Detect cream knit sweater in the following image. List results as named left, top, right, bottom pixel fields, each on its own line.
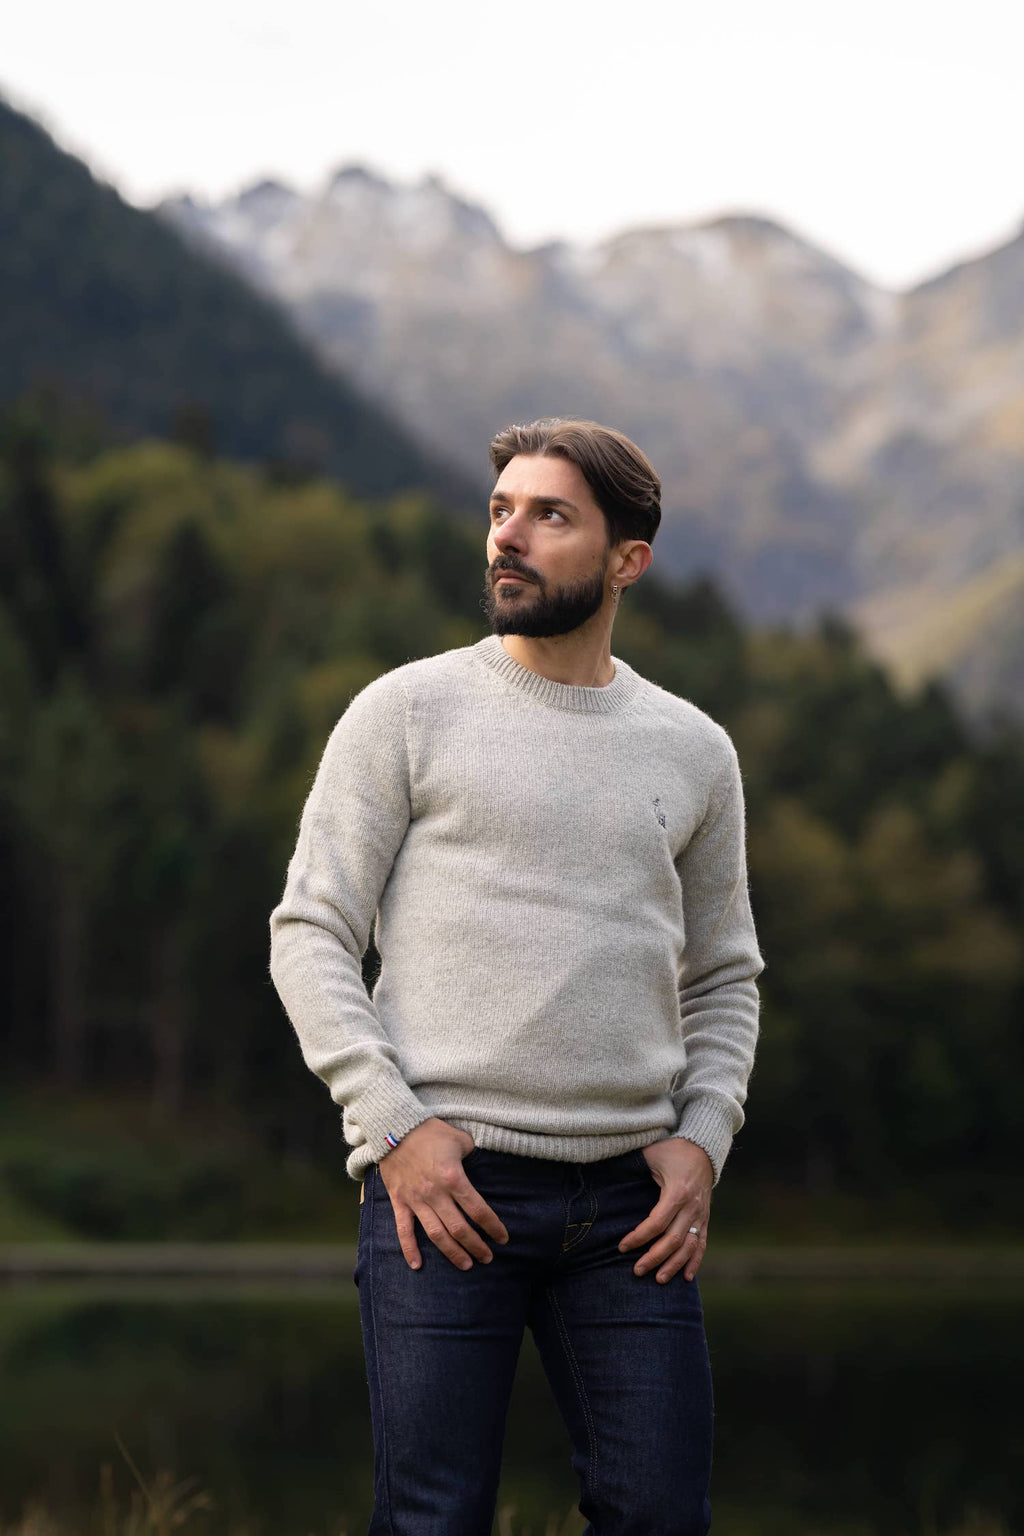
left=269, top=635, right=764, bottom=1183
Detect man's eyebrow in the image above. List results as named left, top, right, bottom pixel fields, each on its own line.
left=489, top=492, right=580, bottom=512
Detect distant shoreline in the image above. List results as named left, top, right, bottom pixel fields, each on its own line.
left=3, top=1243, right=1022, bottom=1285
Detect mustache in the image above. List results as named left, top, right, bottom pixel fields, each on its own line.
left=488, top=555, right=545, bottom=587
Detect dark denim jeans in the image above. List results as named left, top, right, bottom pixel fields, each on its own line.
left=355, top=1145, right=714, bottom=1535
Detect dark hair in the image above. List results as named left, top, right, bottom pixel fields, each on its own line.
left=488, top=417, right=661, bottom=546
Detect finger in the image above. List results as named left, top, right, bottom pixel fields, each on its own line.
left=618, top=1191, right=681, bottom=1252
left=434, top=1194, right=496, bottom=1264
left=682, top=1230, right=708, bottom=1283
left=434, top=1163, right=509, bottom=1247
left=416, top=1203, right=477, bottom=1270
left=454, top=1181, right=510, bottom=1247
left=654, top=1224, right=708, bottom=1285
left=393, top=1205, right=423, bottom=1271
left=631, top=1210, right=695, bottom=1275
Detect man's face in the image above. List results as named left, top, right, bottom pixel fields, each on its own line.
left=484, top=454, right=612, bottom=638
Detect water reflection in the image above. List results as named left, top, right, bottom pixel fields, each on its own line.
left=0, top=1280, right=1019, bottom=1534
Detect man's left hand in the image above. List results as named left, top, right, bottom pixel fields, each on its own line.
left=618, top=1137, right=714, bottom=1283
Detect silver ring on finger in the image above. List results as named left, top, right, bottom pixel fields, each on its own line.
left=688, top=1226, right=701, bottom=1236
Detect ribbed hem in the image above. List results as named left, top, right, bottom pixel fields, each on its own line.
left=344, top=1117, right=668, bottom=1181
left=473, top=635, right=643, bottom=715
left=674, top=1096, right=739, bottom=1185
left=343, top=1074, right=435, bottom=1164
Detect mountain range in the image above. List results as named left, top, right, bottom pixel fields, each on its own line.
left=160, top=167, right=1024, bottom=726
left=1, top=88, right=1019, bottom=726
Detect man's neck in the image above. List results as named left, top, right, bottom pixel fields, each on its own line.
left=498, top=626, right=617, bottom=688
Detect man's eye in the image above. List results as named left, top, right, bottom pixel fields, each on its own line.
left=540, top=508, right=565, bottom=522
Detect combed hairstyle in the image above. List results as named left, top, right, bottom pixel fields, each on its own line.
left=488, top=417, right=661, bottom=547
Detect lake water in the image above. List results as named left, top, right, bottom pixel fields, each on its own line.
left=0, top=1277, right=1019, bottom=1535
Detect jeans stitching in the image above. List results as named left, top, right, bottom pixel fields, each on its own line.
left=561, top=1172, right=599, bottom=1253
left=366, top=1164, right=396, bottom=1535
left=561, top=1219, right=593, bottom=1251
left=566, top=1182, right=598, bottom=1251
left=546, top=1285, right=599, bottom=1506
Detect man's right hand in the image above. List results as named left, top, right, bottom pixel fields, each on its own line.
left=377, top=1117, right=510, bottom=1271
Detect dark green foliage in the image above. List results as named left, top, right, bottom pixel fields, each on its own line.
left=0, top=97, right=475, bottom=506
left=1, top=411, right=1021, bottom=1238
left=2, top=1133, right=332, bottom=1241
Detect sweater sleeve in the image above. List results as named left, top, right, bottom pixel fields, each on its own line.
left=672, top=737, right=765, bottom=1184
left=268, top=672, right=433, bottom=1161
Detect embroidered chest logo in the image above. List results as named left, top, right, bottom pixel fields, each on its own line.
left=653, top=796, right=667, bottom=829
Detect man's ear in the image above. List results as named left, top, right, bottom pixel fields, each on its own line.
left=612, top=540, right=654, bottom=589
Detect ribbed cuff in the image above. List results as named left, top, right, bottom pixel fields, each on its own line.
left=344, top=1072, right=434, bottom=1163
left=674, top=1096, right=739, bottom=1185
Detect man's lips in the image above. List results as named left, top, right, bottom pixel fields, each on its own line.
left=493, top=571, right=534, bottom=585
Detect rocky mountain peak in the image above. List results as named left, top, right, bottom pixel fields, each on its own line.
left=237, top=176, right=297, bottom=205
left=326, top=162, right=391, bottom=192
left=319, top=163, right=503, bottom=249
left=230, top=177, right=302, bottom=231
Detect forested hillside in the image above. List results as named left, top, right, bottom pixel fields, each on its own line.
left=2, top=405, right=1021, bottom=1241
left=0, top=98, right=471, bottom=504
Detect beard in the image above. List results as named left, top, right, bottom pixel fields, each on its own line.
left=482, top=557, right=607, bottom=638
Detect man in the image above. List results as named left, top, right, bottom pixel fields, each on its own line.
left=269, top=417, right=764, bottom=1536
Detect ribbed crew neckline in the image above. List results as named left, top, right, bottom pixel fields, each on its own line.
left=473, top=634, right=643, bottom=715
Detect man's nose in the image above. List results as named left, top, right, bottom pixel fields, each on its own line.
left=491, top=510, right=528, bottom=552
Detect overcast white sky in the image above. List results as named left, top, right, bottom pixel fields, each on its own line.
left=5, top=0, right=1022, bottom=289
